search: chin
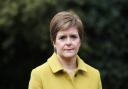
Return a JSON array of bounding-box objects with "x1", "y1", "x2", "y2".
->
[{"x1": 63, "y1": 53, "x2": 76, "y2": 58}]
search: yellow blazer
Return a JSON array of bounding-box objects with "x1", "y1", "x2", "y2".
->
[{"x1": 28, "y1": 53, "x2": 102, "y2": 89}]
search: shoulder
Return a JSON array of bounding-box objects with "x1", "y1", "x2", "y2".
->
[
  {"x1": 31, "y1": 62, "x2": 51, "y2": 77},
  {"x1": 84, "y1": 62, "x2": 101, "y2": 78},
  {"x1": 85, "y1": 63, "x2": 99, "y2": 72},
  {"x1": 77, "y1": 56, "x2": 100, "y2": 76}
]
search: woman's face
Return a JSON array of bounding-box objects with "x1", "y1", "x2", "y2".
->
[{"x1": 53, "y1": 27, "x2": 81, "y2": 60}]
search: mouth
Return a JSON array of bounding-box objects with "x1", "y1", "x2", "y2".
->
[{"x1": 64, "y1": 49, "x2": 74, "y2": 52}]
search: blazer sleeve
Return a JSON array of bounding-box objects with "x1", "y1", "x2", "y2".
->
[{"x1": 28, "y1": 69, "x2": 43, "y2": 89}]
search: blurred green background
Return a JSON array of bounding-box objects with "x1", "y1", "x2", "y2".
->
[{"x1": 0, "y1": 0, "x2": 128, "y2": 89}]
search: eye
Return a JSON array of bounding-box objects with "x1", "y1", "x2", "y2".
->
[
  {"x1": 70, "y1": 35, "x2": 78, "y2": 39},
  {"x1": 59, "y1": 36, "x2": 66, "y2": 40}
]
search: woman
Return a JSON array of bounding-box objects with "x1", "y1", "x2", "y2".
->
[{"x1": 28, "y1": 11, "x2": 102, "y2": 89}]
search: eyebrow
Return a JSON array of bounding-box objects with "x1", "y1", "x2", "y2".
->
[{"x1": 58, "y1": 33, "x2": 78, "y2": 36}]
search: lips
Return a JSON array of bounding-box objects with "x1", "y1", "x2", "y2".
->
[
  {"x1": 64, "y1": 49, "x2": 74, "y2": 52},
  {"x1": 64, "y1": 48, "x2": 73, "y2": 50}
]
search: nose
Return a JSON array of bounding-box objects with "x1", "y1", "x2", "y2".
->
[{"x1": 66, "y1": 37, "x2": 72, "y2": 45}]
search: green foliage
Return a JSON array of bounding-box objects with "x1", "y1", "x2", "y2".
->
[
  {"x1": 0, "y1": 0, "x2": 128, "y2": 89},
  {"x1": 0, "y1": 0, "x2": 18, "y2": 26}
]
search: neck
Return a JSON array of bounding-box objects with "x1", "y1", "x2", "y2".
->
[{"x1": 57, "y1": 55, "x2": 77, "y2": 71}]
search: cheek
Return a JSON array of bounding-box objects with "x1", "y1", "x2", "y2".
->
[
  {"x1": 75, "y1": 40, "x2": 81, "y2": 46},
  {"x1": 78, "y1": 42, "x2": 81, "y2": 48},
  {"x1": 76, "y1": 42, "x2": 81, "y2": 49},
  {"x1": 53, "y1": 41, "x2": 63, "y2": 48}
]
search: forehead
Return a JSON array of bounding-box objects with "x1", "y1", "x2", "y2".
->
[{"x1": 57, "y1": 27, "x2": 79, "y2": 35}]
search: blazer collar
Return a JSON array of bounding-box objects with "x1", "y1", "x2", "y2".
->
[
  {"x1": 48, "y1": 52, "x2": 87, "y2": 73},
  {"x1": 48, "y1": 53, "x2": 63, "y2": 73}
]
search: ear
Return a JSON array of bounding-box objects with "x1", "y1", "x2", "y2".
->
[
  {"x1": 52, "y1": 41, "x2": 56, "y2": 48},
  {"x1": 52, "y1": 41, "x2": 57, "y2": 52}
]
